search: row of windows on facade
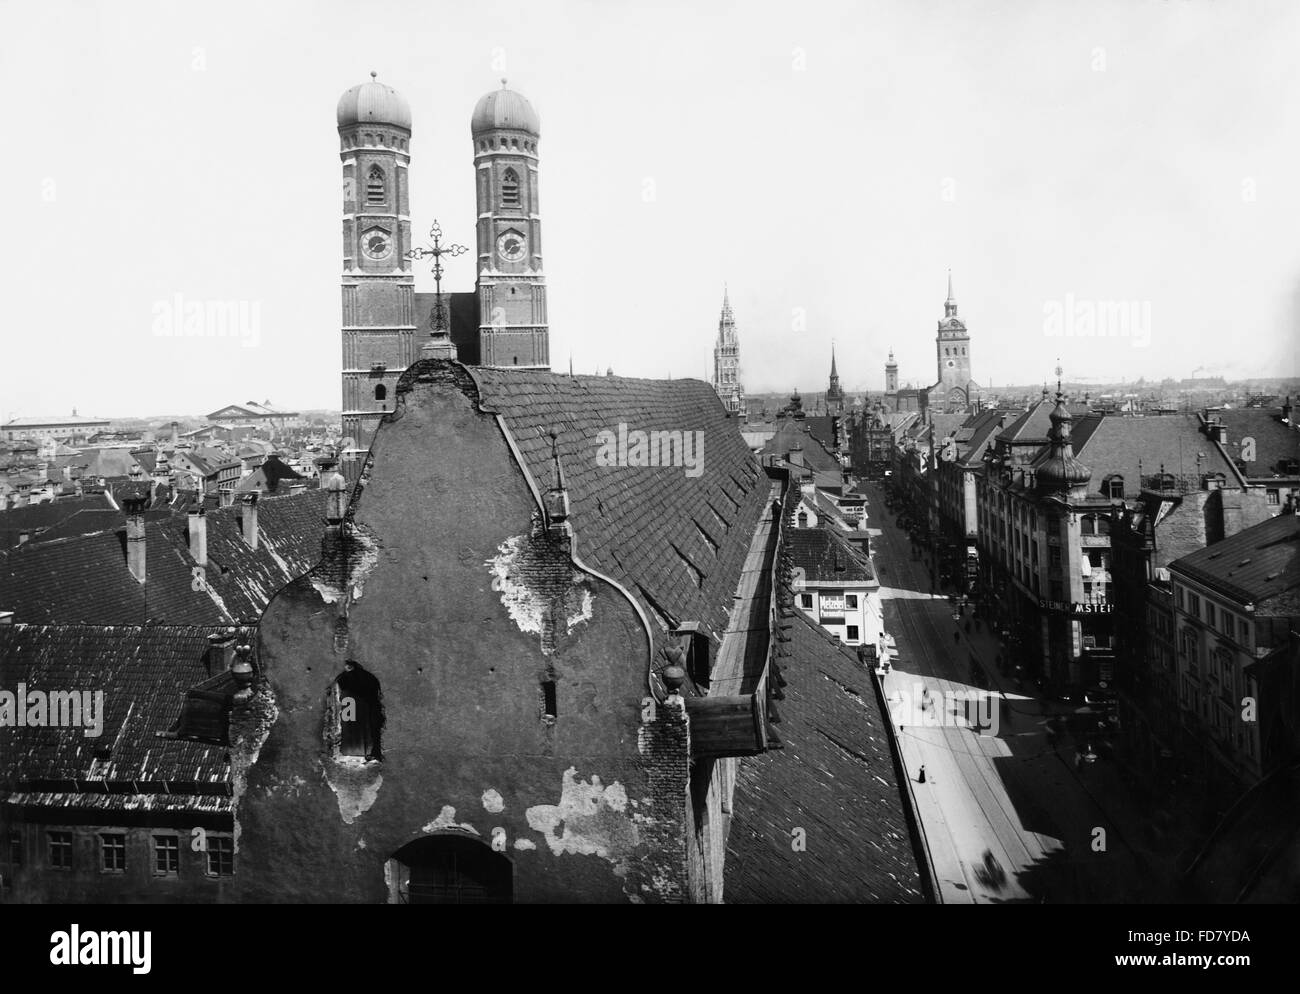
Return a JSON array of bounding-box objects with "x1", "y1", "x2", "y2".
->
[
  {"x1": 477, "y1": 137, "x2": 536, "y2": 153},
  {"x1": 943, "y1": 347, "x2": 967, "y2": 357},
  {"x1": 9, "y1": 831, "x2": 233, "y2": 877},
  {"x1": 1176, "y1": 677, "x2": 1258, "y2": 759},
  {"x1": 361, "y1": 165, "x2": 520, "y2": 208},
  {"x1": 1175, "y1": 587, "x2": 1253, "y2": 648},
  {"x1": 343, "y1": 133, "x2": 408, "y2": 151}
]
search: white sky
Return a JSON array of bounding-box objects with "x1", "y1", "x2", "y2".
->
[{"x1": 2, "y1": 0, "x2": 1297, "y2": 419}]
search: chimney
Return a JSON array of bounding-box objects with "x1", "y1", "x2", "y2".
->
[
  {"x1": 1284, "y1": 396, "x2": 1293, "y2": 424},
  {"x1": 17, "y1": 529, "x2": 30, "y2": 546},
  {"x1": 123, "y1": 492, "x2": 149, "y2": 584},
  {"x1": 171, "y1": 421, "x2": 179, "y2": 445},
  {"x1": 240, "y1": 492, "x2": 259, "y2": 549},
  {"x1": 188, "y1": 506, "x2": 208, "y2": 566},
  {"x1": 325, "y1": 472, "x2": 348, "y2": 525},
  {"x1": 207, "y1": 628, "x2": 239, "y2": 672}
]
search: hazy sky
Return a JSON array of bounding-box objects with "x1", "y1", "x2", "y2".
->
[{"x1": 2, "y1": 0, "x2": 1297, "y2": 419}]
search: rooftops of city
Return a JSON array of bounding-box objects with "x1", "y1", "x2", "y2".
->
[{"x1": 1169, "y1": 513, "x2": 1300, "y2": 608}]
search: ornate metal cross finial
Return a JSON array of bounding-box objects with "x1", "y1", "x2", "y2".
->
[{"x1": 407, "y1": 220, "x2": 468, "y2": 336}]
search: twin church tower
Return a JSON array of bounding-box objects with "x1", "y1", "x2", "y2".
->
[{"x1": 337, "y1": 73, "x2": 549, "y2": 466}]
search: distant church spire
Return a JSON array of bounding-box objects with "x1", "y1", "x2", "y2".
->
[
  {"x1": 826, "y1": 342, "x2": 844, "y2": 412},
  {"x1": 944, "y1": 269, "x2": 958, "y2": 318},
  {"x1": 712, "y1": 285, "x2": 743, "y2": 414}
]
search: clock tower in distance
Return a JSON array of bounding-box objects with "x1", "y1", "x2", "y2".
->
[
  {"x1": 337, "y1": 73, "x2": 416, "y2": 475},
  {"x1": 934, "y1": 270, "x2": 973, "y2": 409},
  {"x1": 472, "y1": 81, "x2": 549, "y2": 369}
]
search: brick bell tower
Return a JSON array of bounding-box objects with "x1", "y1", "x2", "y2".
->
[
  {"x1": 471, "y1": 80, "x2": 549, "y2": 369},
  {"x1": 337, "y1": 73, "x2": 415, "y2": 476},
  {"x1": 935, "y1": 270, "x2": 974, "y2": 411}
]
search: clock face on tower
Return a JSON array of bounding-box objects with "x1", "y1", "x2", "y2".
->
[
  {"x1": 362, "y1": 229, "x2": 392, "y2": 261},
  {"x1": 946, "y1": 359, "x2": 956, "y2": 368},
  {"x1": 497, "y1": 230, "x2": 527, "y2": 263}
]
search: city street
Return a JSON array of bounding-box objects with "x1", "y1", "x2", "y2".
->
[{"x1": 863, "y1": 482, "x2": 1157, "y2": 903}]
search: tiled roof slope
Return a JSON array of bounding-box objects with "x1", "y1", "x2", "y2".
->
[
  {"x1": 0, "y1": 624, "x2": 240, "y2": 810},
  {"x1": 955, "y1": 409, "x2": 1014, "y2": 468},
  {"x1": 929, "y1": 413, "x2": 968, "y2": 446},
  {"x1": 0, "y1": 491, "x2": 328, "y2": 625},
  {"x1": 464, "y1": 366, "x2": 768, "y2": 642},
  {"x1": 760, "y1": 420, "x2": 841, "y2": 474},
  {"x1": 804, "y1": 415, "x2": 838, "y2": 452},
  {"x1": 1214, "y1": 408, "x2": 1300, "y2": 477},
  {"x1": 1072, "y1": 413, "x2": 1241, "y2": 496},
  {"x1": 1170, "y1": 514, "x2": 1300, "y2": 607},
  {"x1": 788, "y1": 527, "x2": 875, "y2": 583},
  {"x1": 725, "y1": 611, "x2": 928, "y2": 903}
]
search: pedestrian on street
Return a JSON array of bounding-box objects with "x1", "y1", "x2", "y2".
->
[{"x1": 918, "y1": 765, "x2": 927, "y2": 784}]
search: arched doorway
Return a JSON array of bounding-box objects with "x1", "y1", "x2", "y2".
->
[{"x1": 386, "y1": 835, "x2": 512, "y2": 904}]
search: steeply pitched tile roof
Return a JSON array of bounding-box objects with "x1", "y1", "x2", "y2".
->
[
  {"x1": 787, "y1": 527, "x2": 875, "y2": 584},
  {"x1": 759, "y1": 420, "x2": 841, "y2": 474},
  {"x1": 803, "y1": 415, "x2": 839, "y2": 452},
  {"x1": 724, "y1": 611, "x2": 928, "y2": 903},
  {"x1": 1213, "y1": 408, "x2": 1300, "y2": 478},
  {"x1": 0, "y1": 623, "x2": 241, "y2": 812},
  {"x1": 1072, "y1": 412, "x2": 1242, "y2": 496},
  {"x1": 1170, "y1": 513, "x2": 1300, "y2": 607},
  {"x1": 462, "y1": 365, "x2": 769, "y2": 641},
  {"x1": 0, "y1": 491, "x2": 328, "y2": 625}
]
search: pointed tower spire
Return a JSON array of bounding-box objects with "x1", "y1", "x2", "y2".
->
[
  {"x1": 944, "y1": 269, "x2": 958, "y2": 318},
  {"x1": 826, "y1": 341, "x2": 843, "y2": 409},
  {"x1": 712, "y1": 284, "x2": 743, "y2": 414}
]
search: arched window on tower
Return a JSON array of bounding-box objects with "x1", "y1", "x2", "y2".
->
[
  {"x1": 501, "y1": 167, "x2": 520, "y2": 208},
  {"x1": 374, "y1": 384, "x2": 387, "y2": 402},
  {"x1": 366, "y1": 165, "x2": 385, "y2": 205}
]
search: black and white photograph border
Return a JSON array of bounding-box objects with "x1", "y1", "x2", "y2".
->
[{"x1": 0, "y1": 0, "x2": 1296, "y2": 937}]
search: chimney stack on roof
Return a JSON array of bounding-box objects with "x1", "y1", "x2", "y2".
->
[
  {"x1": 122, "y1": 490, "x2": 149, "y2": 584},
  {"x1": 240, "y1": 492, "x2": 259, "y2": 550},
  {"x1": 1283, "y1": 396, "x2": 1293, "y2": 424},
  {"x1": 188, "y1": 505, "x2": 208, "y2": 566},
  {"x1": 207, "y1": 628, "x2": 238, "y2": 672},
  {"x1": 324, "y1": 471, "x2": 348, "y2": 526}
]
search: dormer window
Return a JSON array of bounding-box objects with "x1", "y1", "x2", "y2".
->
[
  {"x1": 501, "y1": 167, "x2": 520, "y2": 208},
  {"x1": 366, "y1": 165, "x2": 385, "y2": 205}
]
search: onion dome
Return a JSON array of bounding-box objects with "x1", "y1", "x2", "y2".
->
[
  {"x1": 337, "y1": 72, "x2": 412, "y2": 130},
  {"x1": 471, "y1": 79, "x2": 540, "y2": 137},
  {"x1": 1036, "y1": 392, "x2": 1091, "y2": 491}
]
